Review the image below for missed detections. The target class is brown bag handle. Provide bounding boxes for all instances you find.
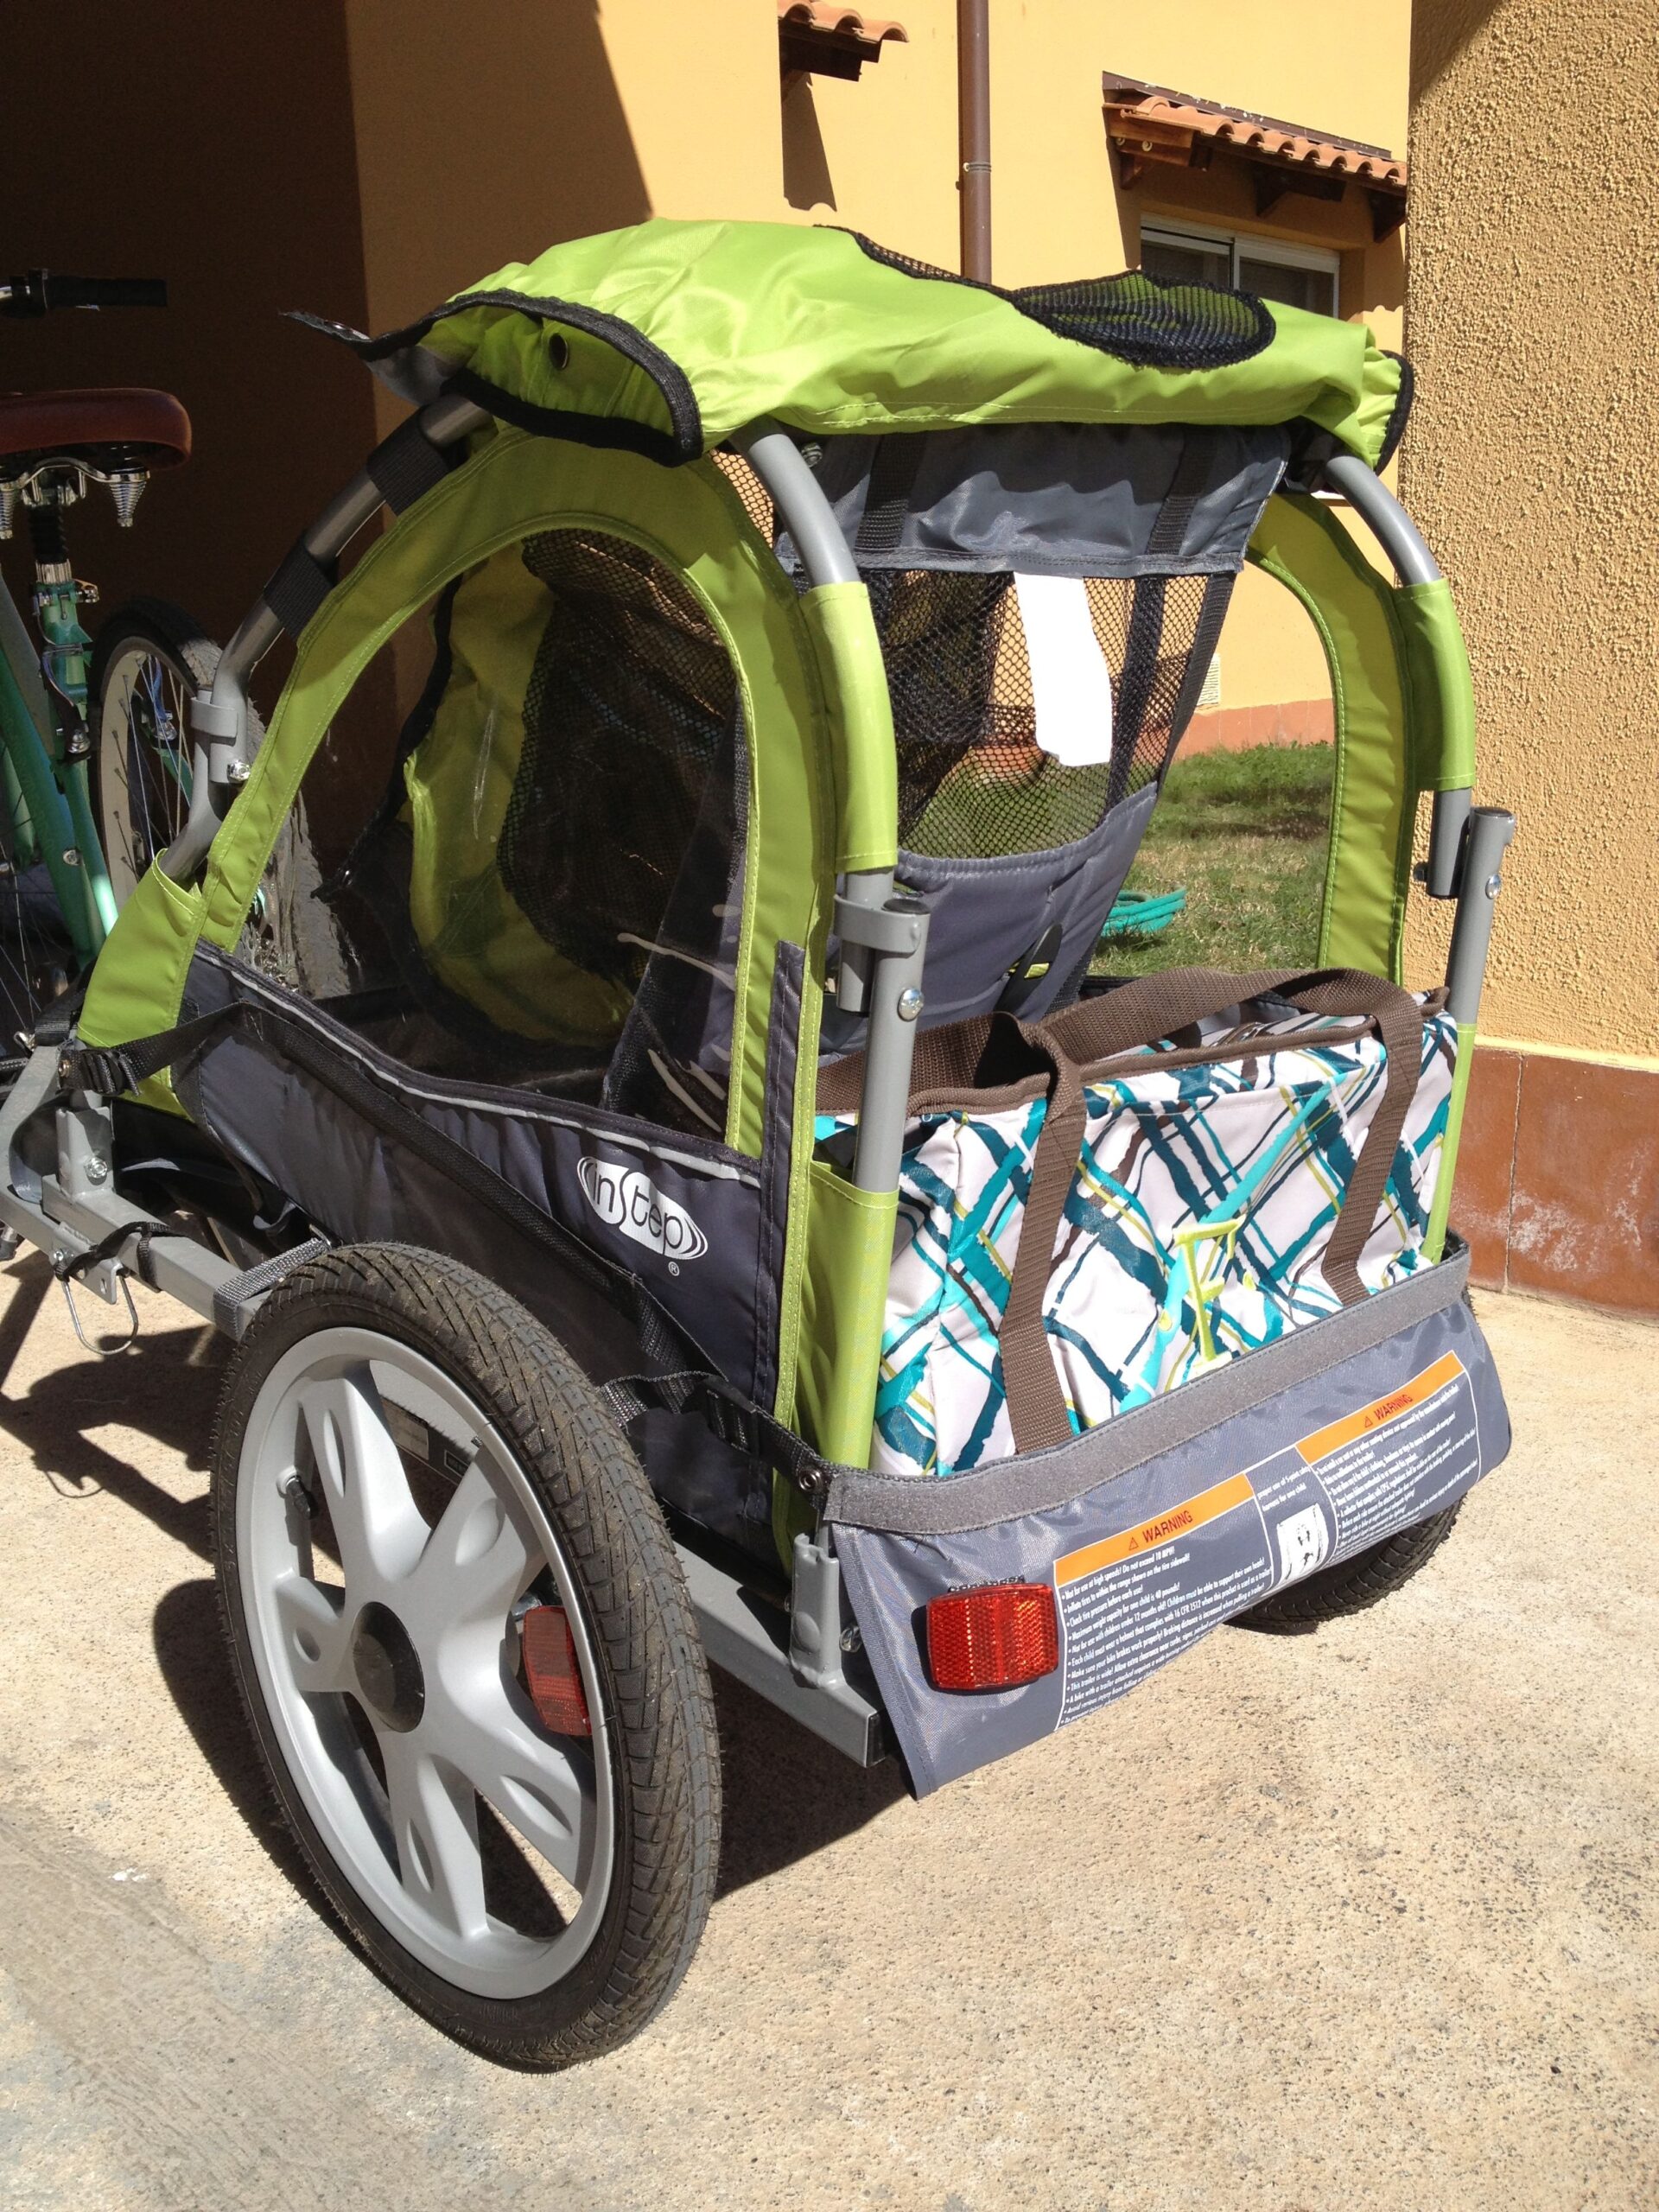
[995,967,1426,1449]
[820,968,1428,1454]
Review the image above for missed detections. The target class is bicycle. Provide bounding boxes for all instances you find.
[0,266,204,1043]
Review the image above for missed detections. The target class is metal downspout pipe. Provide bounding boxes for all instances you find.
[957,0,991,282]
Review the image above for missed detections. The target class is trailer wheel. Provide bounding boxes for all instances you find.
[211,1243,720,2066]
[1236,1503,1464,1633]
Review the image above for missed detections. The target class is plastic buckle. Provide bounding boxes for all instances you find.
[692,1377,764,1459]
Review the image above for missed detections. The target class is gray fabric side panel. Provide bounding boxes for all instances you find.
[837,1290,1509,1796]
[817,783,1159,1051]
[173,1014,645,1383]
[827,1238,1473,1535]
[175,948,769,1395]
[901,782,1160,1027]
[777,424,1290,579]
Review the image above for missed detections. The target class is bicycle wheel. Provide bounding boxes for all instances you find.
[213,1243,721,2064]
[89,596,215,902]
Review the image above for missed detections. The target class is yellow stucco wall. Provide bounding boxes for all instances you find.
[340,0,1410,720]
[1401,0,1659,1058]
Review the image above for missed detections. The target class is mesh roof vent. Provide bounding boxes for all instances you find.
[849,233,1273,372]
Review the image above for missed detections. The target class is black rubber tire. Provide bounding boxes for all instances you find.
[1235,1502,1464,1633]
[88,597,219,903]
[211,1242,721,2067]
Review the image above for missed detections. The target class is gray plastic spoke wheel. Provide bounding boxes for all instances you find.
[213,1245,720,2065]
[237,1324,613,1998]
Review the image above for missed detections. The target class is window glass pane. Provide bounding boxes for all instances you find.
[1237,255,1338,317]
[1141,236,1231,292]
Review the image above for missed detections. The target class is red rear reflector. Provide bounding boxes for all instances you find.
[926,1581,1059,1692]
[519,1605,593,1737]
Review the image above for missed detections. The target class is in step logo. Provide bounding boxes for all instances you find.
[577,1156,708,1263]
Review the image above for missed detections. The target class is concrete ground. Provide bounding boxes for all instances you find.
[0,1258,1650,2212]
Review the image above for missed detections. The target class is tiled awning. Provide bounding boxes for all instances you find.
[779,3,908,87]
[1103,73,1407,238]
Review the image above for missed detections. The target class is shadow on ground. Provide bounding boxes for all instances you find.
[153,1576,317,1897]
[0,1255,225,1555]
[1,1248,906,1941]
[153,1567,907,1926]
[709,1671,907,1896]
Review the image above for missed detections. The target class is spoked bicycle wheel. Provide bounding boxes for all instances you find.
[212,1244,721,2065]
[88,595,214,903]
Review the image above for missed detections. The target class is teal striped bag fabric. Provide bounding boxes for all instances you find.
[817,980,1456,1480]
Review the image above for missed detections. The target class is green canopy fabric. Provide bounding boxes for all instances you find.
[325,219,1403,467]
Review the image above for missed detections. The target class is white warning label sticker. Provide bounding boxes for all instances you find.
[1052,1351,1480,1728]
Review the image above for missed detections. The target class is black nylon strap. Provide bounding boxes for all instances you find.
[365,414,456,515]
[1157,570,1235,776]
[1146,429,1219,559]
[64,1005,237,1097]
[52,1219,181,1289]
[601,1369,837,1504]
[264,539,337,639]
[1107,575,1167,810]
[34,982,87,1051]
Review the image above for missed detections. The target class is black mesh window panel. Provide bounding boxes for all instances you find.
[712,448,776,545]
[257,532,748,1142]
[712,448,1230,863]
[499,530,747,1140]
[849,234,1273,371]
[868,567,1232,859]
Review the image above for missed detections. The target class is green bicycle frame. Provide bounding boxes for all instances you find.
[0,567,116,967]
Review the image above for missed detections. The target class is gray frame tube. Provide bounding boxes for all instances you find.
[1321,450,1470,896]
[734,423,885,1008]
[1320,450,1440,587]
[1443,806,1516,1028]
[162,393,490,880]
[738,421,931,1494]
[1323,462,1515,1030]
[736,421,930,1193]
[731,421,857,586]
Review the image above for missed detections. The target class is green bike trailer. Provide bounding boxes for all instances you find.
[1,219,1515,2063]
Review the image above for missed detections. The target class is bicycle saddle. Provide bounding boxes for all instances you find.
[0,387,190,470]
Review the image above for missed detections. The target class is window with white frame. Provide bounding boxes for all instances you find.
[1139,219,1340,318]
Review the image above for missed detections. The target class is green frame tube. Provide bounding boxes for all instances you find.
[0,640,103,963]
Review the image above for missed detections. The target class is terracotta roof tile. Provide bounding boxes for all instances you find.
[1103,72,1407,192]
[779,3,908,52]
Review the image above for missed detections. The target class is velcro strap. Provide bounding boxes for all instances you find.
[212,1235,332,1337]
[263,539,337,639]
[365,415,456,515]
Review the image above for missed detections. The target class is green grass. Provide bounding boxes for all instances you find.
[1093,743,1334,977]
